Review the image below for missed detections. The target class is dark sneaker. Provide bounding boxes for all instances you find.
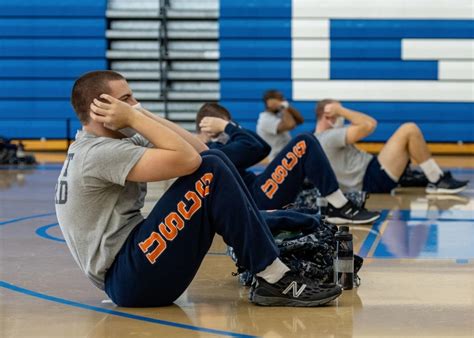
[249,271,342,307]
[324,201,380,225]
[426,172,469,194]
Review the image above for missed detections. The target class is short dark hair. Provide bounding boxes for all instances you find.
[195,103,232,132]
[315,99,338,120]
[71,70,125,124]
[263,90,284,106]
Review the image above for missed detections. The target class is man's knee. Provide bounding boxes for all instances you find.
[399,122,421,136]
[293,133,324,153]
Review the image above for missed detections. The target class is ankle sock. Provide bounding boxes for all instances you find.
[325,189,348,208]
[419,158,443,183]
[256,257,290,284]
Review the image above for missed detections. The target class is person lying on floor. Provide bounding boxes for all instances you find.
[313,100,468,195]
[195,103,380,225]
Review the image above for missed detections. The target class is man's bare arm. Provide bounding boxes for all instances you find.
[138,108,208,153]
[91,95,201,182]
[286,106,304,125]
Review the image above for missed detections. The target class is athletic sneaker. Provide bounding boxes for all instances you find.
[249,271,342,307]
[426,172,469,194]
[324,201,380,225]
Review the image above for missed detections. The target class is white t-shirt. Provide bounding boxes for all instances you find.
[256,111,291,160]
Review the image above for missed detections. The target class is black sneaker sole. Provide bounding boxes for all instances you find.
[250,291,341,307]
[325,214,380,225]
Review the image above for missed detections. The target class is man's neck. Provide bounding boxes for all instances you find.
[83,124,123,139]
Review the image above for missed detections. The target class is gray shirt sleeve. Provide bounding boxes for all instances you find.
[258,112,281,135]
[83,138,147,186]
[321,127,348,148]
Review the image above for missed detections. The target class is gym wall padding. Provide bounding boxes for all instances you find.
[0,0,107,139]
[219,0,474,142]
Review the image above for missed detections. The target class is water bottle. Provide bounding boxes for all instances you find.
[334,226,354,290]
[316,196,328,217]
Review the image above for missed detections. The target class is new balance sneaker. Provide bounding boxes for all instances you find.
[249,271,342,307]
[426,172,469,194]
[324,201,380,225]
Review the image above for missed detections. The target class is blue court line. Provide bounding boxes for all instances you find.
[357,209,389,257]
[34,223,230,259]
[35,222,65,243]
[0,280,256,338]
[407,217,474,223]
[0,212,56,227]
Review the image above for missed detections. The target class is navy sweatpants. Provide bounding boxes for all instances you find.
[248,133,340,210]
[105,149,279,307]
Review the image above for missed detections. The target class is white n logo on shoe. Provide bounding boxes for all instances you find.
[282,281,307,298]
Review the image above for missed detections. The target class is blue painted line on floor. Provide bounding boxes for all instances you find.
[0,164,63,171]
[455,259,469,264]
[0,281,256,338]
[35,223,65,243]
[408,217,474,223]
[357,209,389,257]
[33,223,230,259]
[0,212,56,227]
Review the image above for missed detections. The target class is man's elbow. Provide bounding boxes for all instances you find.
[366,120,377,133]
[183,153,202,174]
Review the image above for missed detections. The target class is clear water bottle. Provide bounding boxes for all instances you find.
[334,226,354,290]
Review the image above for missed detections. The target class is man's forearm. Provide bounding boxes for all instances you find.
[287,107,304,125]
[130,113,197,157]
[337,106,377,127]
[139,108,209,152]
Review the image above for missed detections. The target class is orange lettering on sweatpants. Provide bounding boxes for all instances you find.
[261,179,279,199]
[138,231,167,264]
[282,152,298,171]
[293,140,307,158]
[177,191,202,220]
[271,165,288,184]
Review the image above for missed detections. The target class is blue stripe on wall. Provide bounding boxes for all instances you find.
[0,119,81,139]
[220,101,474,122]
[0,60,107,78]
[220,60,291,79]
[220,0,291,18]
[0,100,77,119]
[0,39,106,58]
[0,80,75,99]
[236,121,474,142]
[0,19,106,37]
[331,40,401,59]
[330,61,438,80]
[221,81,292,100]
[0,0,106,17]
[220,19,291,38]
[220,60,438,80]
[220,40,291,59]
[331,20,474,39]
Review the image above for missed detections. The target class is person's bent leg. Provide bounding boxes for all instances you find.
[105,154,280,307]
[250,133,343,209]
[377,123,467,194]
[378,122,440,181]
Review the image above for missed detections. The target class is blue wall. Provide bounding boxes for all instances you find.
[0,0,107,139]
[219,0,474,142]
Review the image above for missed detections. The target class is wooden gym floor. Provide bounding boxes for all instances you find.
[1,155,473,337]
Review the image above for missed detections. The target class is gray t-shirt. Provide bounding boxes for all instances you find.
[315,127,373,192]
[55,130,148,290]
[256,111,292,160]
